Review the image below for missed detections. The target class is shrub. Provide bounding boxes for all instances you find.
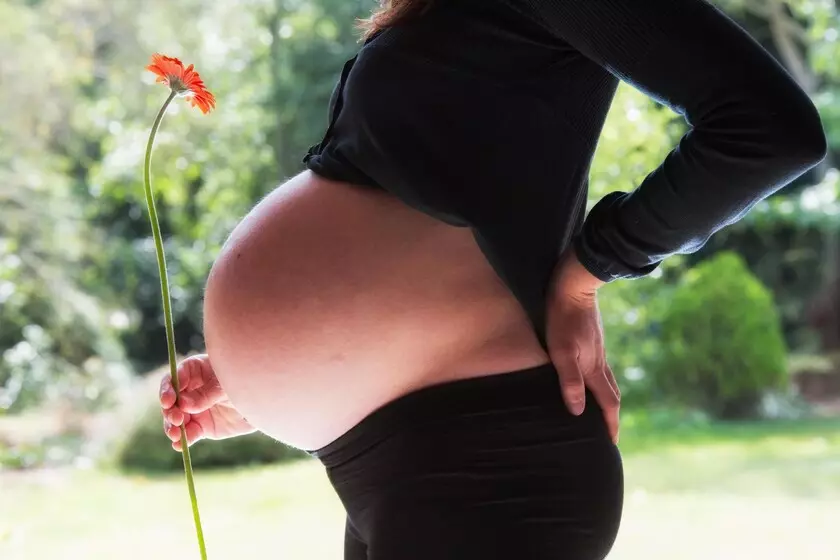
[0,439,47,469]
[115,406,307,472]
[599,258,681,407]
[648,251,788,419]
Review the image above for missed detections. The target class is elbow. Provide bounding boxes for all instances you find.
[800,118,829,167]
[767,94,828,170]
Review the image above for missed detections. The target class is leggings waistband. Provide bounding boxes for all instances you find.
[308,362,566,468]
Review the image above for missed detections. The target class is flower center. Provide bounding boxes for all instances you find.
[167,75,190,95]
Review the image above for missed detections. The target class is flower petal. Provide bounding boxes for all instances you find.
[146,53,215,114]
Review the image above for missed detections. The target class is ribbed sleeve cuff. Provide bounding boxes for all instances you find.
[573,192,661,282]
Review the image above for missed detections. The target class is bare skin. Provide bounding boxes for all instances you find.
[161,171,619,451]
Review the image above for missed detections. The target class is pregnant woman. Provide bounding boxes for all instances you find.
[159,1,827,558]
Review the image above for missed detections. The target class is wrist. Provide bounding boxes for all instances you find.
[553,246,606,296]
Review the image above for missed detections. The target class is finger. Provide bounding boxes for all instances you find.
[184,419,204,446]
[179,383,226,414]
[604,365,621,401]
[161,360,196,408]
[604,365,621,444]
[550,345,586,416]
[162,405,184,427]
[603,401,620,445]
[168,416,203,450]
[159,376,176,410]
[178,354,210,392]
[176,360,194,391]
[588,367,621,444]
[163,420,182,443]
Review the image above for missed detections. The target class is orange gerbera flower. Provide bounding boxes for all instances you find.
[146,53,216,114]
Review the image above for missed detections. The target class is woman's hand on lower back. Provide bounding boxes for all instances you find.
[547,248,621,444]
[159,354,257,451]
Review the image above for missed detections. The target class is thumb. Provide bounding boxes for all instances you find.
[178,382,226,413]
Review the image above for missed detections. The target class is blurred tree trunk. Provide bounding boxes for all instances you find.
[743,0,836,281]
[267,0,288,178]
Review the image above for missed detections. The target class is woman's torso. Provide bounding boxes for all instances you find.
[203,1,623,451]
[203,171,550,450]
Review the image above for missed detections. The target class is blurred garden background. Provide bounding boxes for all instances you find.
[1,0,839,558]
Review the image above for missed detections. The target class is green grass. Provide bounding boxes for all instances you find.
[2,418,839,560]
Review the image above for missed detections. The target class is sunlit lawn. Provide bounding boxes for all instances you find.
[3,418,839,559]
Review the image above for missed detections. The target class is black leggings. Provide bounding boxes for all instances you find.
[309,363,624,559]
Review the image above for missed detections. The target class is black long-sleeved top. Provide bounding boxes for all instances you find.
[304,0,827,350]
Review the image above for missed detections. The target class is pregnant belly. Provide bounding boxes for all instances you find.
[203,171,548,450]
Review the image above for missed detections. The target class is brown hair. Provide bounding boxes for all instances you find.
[358,0,433,40]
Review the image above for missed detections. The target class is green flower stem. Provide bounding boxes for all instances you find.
[143,89,208,560]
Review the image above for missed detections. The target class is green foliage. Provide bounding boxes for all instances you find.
[694,216,830,351]
[0,227,131,412]
[1,0,372,395]
[589,86,681,202]
[648,252,789,419]
[115,407,306,472]
[0,433,86,470]
[597,260,680,407]
[0,440,48,470]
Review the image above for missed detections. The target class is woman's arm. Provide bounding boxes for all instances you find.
[504,0,827,281]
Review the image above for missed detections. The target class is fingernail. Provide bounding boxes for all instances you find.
[571,399,584,416]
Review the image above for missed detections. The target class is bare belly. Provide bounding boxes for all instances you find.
[203,171,550,450]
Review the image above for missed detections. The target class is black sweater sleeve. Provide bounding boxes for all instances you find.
[504,0,828,281]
